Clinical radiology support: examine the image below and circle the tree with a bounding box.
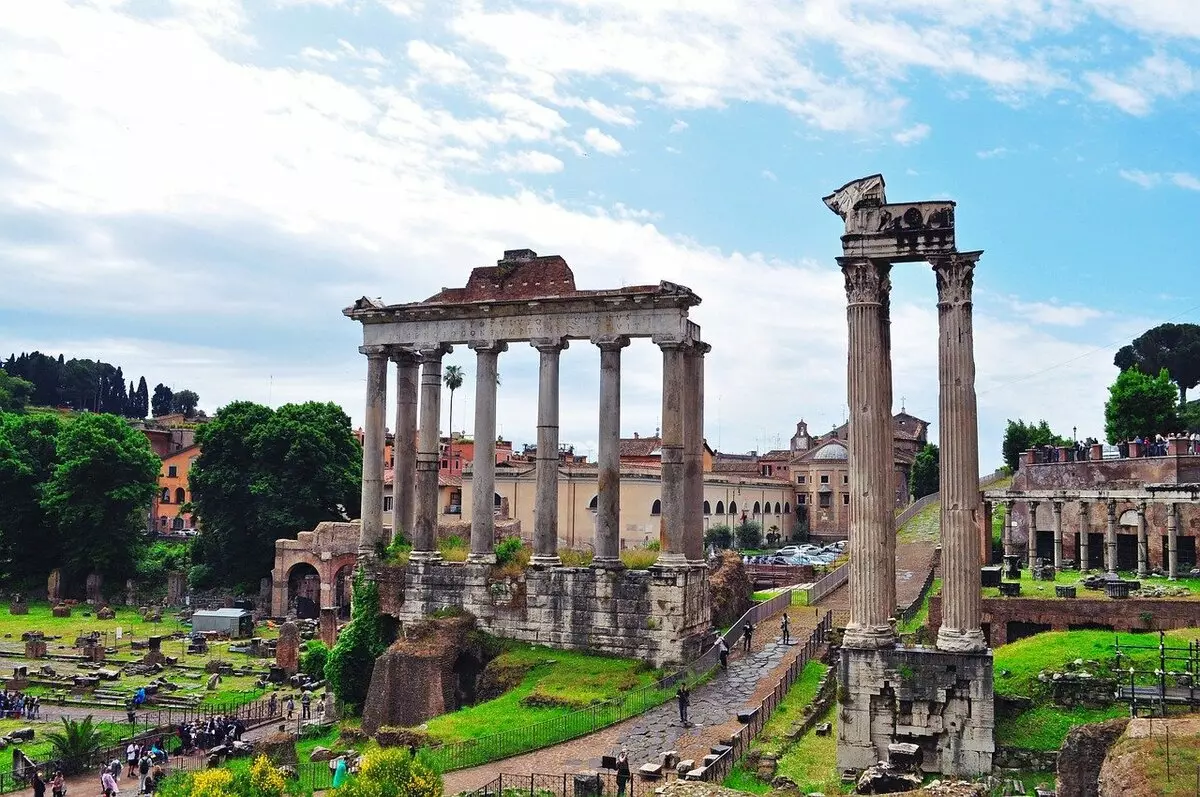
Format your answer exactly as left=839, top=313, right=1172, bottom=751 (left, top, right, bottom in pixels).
left=704, top=524, right=732, bottom=550
left=1104, top=368, right=1180, bottom=444
left=151, top=383, right=174, bottom=417
left=909, top=443, right=940, bottom=500
left=40, top=412, right=159, bottom=582
left=0, top=412, right=62, bottom=582
left=300, top=639, right=331, bottom=681
left=1114, top=323, right=1200, bottom=405
left=0, top=371, right=33, bottom=412
left=734, top=519, right=762, bottom=550
left=443, top=365, right=464, bottom=437
left=1183, top=399, right=1200, bottom=433
left=45, top=716, right=104, bottom=775
left=135, top=376, right=150, bottom=418
left=172, top=389, right=200, bottom=418
left=1001, top=419, right=1068, bottom=471
left=190, top=401, right=362, bottom=588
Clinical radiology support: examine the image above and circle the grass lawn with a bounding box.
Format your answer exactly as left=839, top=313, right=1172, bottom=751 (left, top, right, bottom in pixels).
left=7, top=717, right=170, bottom=762
left=979, top=569, right=1200, bottom=601
left=0, top=604, right=191, bottom=648
left=753, top=661, right=827, bottom=756
left=897, top=501, right=940, bottom=544
left=898, top=578, right=940, bottom=635
left=421, top=645, right=668, bottom=744
left=995, top=704, right=1127, bottom=750
left=773, top=703, right=845, bottom=795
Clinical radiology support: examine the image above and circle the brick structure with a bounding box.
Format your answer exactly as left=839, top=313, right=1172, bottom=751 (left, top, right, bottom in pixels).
left=275, top=621, right=300, bottom=674
left=271, top=522, right=359, bottom=617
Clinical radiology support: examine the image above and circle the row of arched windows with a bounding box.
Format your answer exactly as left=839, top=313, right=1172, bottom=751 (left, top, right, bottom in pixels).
left=646, top=499, right=792, bottom=517
left=161, top=487, right=187, bottom=504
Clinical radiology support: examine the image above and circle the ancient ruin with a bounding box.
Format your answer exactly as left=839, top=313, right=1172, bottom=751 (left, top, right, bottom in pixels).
left=342, top=249, right=712, bottom=665
left=825, top=175, right=994, bottom=775
left=270, top=522, right=359, bottom=618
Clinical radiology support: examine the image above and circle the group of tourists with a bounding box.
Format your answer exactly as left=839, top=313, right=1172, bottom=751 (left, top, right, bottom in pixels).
left=266, top=690, right=327, bottom=722
left=0, top=690, right=40, bottom=718
left=177, top=715, right=244, bottom=753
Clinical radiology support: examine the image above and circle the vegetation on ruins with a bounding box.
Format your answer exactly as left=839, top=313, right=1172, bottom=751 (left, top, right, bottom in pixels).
left=189, top=400, right=361, bottom=589
left=1001, top=418, right=1069, bottom=471
left=909, top=442, right=939, bottom=500
left=300, top=639, right=331, bottom=681
left=1104, top=367, right=1181, bottom=444
left=333, top=747, right=442, bottom=797
left=159, top=755, right=290, bottom=797
left=1114, top=322, right=1200, bottom=406
left=326, top=574, right=391, bottom=713
left=45, top=716, right=105, bottom=775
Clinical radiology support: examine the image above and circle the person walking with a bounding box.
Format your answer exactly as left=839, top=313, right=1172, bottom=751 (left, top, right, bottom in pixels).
left=285, top=695, right=295, bottom=721
left=742, top=621, right=754, bottom=652
left=50, top=771, right=64, bottom=797
left=317, top=693, right=327, bottom=720
left=718, top=638, right=729, bottom=670
left=301, top=691, right=312, bottom=720
left=138, top=753, right=152, bottom=794
left=127, top=743, right=139, bottom=778
left=675, top=683, right=690, bottom=726
left=101, top=767, right=119, bottom=797
left=615, top=749, right=631, bottom=797
left=268, top=693, right=277, bottom=717
left=31, top=770, right=45, bottom=797
left=780, top=614, right=790, bottom=645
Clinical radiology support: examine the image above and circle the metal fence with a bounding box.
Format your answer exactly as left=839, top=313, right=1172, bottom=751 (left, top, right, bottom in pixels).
left=804, top=563, right=848, bottom=605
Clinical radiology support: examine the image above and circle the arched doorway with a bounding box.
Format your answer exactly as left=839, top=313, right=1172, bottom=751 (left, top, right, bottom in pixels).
left=287, top=562, right=320, bottom=619
left=334, top=564, right=355, bottom=618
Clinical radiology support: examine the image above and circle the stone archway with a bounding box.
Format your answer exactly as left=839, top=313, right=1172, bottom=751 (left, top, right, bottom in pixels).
left=288, top=562, right=320, bottom=619
left=334, top=563, right=355, bottom=618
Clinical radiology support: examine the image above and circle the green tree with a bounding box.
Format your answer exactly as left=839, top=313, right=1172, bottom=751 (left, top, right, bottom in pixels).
left=443, top=364, right=464, bottom=437
left=40, top=412, right=159, bottom=582
left=135, top=376, right=150, bottom=418
left=909, top=443, right=940, bottom=500
left=190, top=401, right=362, bottom=588
left=1114, top=323, right=1200, bottom=406
left=151, top=383, right=174, bottom=416
left=326, top=574, right=390, bottom=712
left=1104, top=368, right=1180, bottom=443
left=172, top=389, right=200, bottom=418
left=45, top=715, right=104, bottom=775
left=1183, top=399, right=1200, bottom=433
left=703, top=523, right=732, bottom=549
left=1001, top=419, right=1067, bottom=471
left=0, top=370, right=33, bottom=412
left=0, top=412, right=62, bottom=582
left=734, top=519, right=762, bottom=549
left=300, top=639, right=331, bottom=681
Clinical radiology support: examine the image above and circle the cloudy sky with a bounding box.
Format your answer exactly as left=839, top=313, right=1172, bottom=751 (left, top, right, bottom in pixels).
left=2, top=0, right=1198, bottom=468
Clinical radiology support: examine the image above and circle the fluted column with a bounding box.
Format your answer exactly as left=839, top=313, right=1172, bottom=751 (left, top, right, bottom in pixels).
left=1079, top=501, right=1090, bottom=571
left=1027, top=500, right=1040, bottom=571
left=357, top=346, right=389, bottom=568
left=1003, top=501, right=1016, bottom=559
left=1105, top=500, right=1118, bottom=577
left=593, top=336, right=629, bottom=568
left=531, top=338, right=568, bottom=567
left=654, top=337, right=688, bottom=569
left=1136, top=501, right=1149, bottom=578
left=412, top=344, right=451, bottom=560
left=469, top=341, right=506, bottom=563
left=1168, top=502, right=1179, bottom=579
left=392, top=350, right=419, bottom=543
left=838, top=257, right=895, bottom=649
left=931, top=251, right=985, bottom=653
left=1052, top=501, right=1064, bottom=571
left=683, top=342, right=709, bottom=563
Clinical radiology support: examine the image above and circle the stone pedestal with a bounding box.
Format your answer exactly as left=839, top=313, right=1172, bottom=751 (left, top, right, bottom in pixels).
left=276, top=621, right=300, bottom=674
left=837, top=647, right=994, bottom=777
left=9, top=598, right=27, bottom=616
left=85, top=573, right=103, bottom=605
left=24, top=637, right=46, bottom=659
left=319, top=607, right=339, bottom=648
left=166, top=572, right=187, bottom=606
left=47, top=569, right=61, bottom=604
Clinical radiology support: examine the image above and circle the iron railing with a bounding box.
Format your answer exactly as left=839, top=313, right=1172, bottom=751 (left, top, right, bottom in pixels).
left=804, top=564, right=848, bottom=605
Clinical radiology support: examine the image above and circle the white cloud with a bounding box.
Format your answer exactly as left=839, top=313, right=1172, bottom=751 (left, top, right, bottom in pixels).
left=1118, top=169, right=1200, bottom=191
left=892, top=122, right=930, bottom=145
left=496, top=151, right=565, bottom=174
left=1004, top=298, right=1108, bottom=328
left=564, top=98, right=636, bottom=126
left=378, top=0, right=420, bottom=16
left=406, top=40, right=474, bottom=85
left=1119, top=169, right=1161, bottom=188
left=669, top=119, right=688, bottom=133
left=761, top=169, right=777, bottom=181
left=583, top=128, right=623, bottom=155
left=1171, top=172, right=1200, bottom=191
left=976, top=147, right=1010, bottom=159
left=1086, top=54, right=1197, bottom=115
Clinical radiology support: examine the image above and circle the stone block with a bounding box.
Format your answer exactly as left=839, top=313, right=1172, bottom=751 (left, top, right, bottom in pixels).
left=637, top=763, right=662, bottom=780
left=675, top=760, right=694, bottom=775
left=51, top=604, right=71, bottom=618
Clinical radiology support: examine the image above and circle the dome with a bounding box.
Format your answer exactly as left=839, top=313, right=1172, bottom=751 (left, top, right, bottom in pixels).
left=812, top=442, right=848, bottom=461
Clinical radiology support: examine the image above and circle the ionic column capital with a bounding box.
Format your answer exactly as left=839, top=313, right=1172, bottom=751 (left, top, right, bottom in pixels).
left=837, top=257, right=891, bottom=305
left=930, top=250, right=982, bottom=307
left=389, top=348, right=420, bottom=366
left=530, top=337, right=569, bottom=353
left=468, top=340, right=509, bottom=355
left=358, top=344, right=391, bottom=359
left=592, top=335, right=631, bottom=352
left=651, top=334, right=688, bottom=351
left=415, top=343, right=453, bottom=361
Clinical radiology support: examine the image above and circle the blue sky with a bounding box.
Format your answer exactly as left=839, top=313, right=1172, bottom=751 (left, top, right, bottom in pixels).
left=1, top=0, right=1198, bottom=468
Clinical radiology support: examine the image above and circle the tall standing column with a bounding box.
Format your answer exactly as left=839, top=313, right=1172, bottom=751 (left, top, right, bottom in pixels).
left=931, top=251, right=985, bottom=653
left=1105, top=500, right=1118, bottom=578
left=593, top=336, right=629, bottom=568
left=682, top=342, right=710, bottom=563
left=838, top=257, right=895, bottom=649
left=1079, top=501, right=1090, bottom=572
left=654, top=337, right=688, bottom=569
left=1003, top=501, right=1015, bottom=559
left=1027, top=501, right=1040, bottom=572
left=392, top=350, right=419, bottom=543
left=1051, top=501, right=1064, bottom=571
left=1136, top=501, right=1149, bottom=578
left=531, top=338, right=568, bottom=567
left=469, top=341, right=506, bottom=563
left=1168, top=502, right=1179, bottom=580
left=412, top=345, right=451, bottom=560
left=357, top=346, right=389, bottom=569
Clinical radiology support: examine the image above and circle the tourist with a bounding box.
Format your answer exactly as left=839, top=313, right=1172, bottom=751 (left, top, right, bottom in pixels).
left=268, top=693, right=277, bottom=717
left=138, top=753, right=151, bottom=794
left=780, top=614, right=790, bottom=645
left=615, top=749, right=630, bottom=796
left=285, top=695, right=295, bottom=721
left=301, top=691, right=312, bottom=720
left=718, top=638, right=729, bottom=670
left=127, top=742, right=139, bottom=777
left=50, top=771, right=64, bottom=797
left=109, top=757, right=122, bottom=780
left=742, top=621, right=754, bottom=652
left=101, top=766, right=119, bottom=797
left=332, top=757, right=348, bottom=789
left=675, top=683, right=690, bottom=725
left=31, top=769, right=45, bottom=797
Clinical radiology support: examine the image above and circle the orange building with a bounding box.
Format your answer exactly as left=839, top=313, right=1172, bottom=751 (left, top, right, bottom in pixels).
left=152, top=444, right=199, bottom=533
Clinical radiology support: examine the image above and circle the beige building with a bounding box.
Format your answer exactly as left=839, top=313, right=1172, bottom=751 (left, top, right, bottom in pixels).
left=461, top=462, right=796, bottom=551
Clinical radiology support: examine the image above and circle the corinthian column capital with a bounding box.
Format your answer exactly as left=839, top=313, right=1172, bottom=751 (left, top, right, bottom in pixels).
left=837, top=258, right=891, bottom=305
left=930, top=250, right=983, bottom=306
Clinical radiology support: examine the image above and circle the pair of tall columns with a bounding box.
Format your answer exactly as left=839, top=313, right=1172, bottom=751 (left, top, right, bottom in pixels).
left=654, top=338, right=708, bottom=567
left=838, top=252, right=985, bottom=653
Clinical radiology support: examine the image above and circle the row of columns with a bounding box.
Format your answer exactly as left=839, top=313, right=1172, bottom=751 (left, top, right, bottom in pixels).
left=840, top=251, right=985, bottom=653
left=1002, top=498, right=1182, bottom=579
left=355, top=336, right=709, bottom=572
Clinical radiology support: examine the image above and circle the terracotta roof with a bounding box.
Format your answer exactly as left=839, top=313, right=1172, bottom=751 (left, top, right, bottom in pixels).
left=620, top=436, right=662, bottom=457
left=828, top=411, right=929, bottom=443
left=761, top=449, right=791, bottom=461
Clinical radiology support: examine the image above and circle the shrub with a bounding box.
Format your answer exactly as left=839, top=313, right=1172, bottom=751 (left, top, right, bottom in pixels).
left=187, top=563, right=214, bottom=589
left=494, top=537, right=524, bottom=566
left=326, top=572, right=390, bottom=713
left=558, top=548, right=593, bottom=567
left=250, top=755, right=287, bottom=797
left=45, top=716, right=103, bottom=775
left=621, top=548, right=659, bottom=569
left=374, top=726, right=435, bottom=749
left=735, top=520, right=762, bottom=549
left=156, top=756, right=286, bottom=797
left=438, top=535, right=468, bottom=562
left=704, top=524, right=733, bottom=549
left=334, top=747, right=442, bottom=797
left=379, top=535, right=411, bottom=565
left=338, top=724, right=369, bottom=745
left=300, top=640, right=330, bottom=681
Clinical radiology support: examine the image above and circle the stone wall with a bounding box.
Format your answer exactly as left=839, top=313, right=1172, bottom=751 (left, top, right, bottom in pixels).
left=1057, top=717, right=1129, bottom=797
left=929, top=595, right=1200, bottom=646
left=836, top=647, right=994, bottom=777
left=394, top=561, right=711, bottom=667
left=994, top=747, right=1058, bottom=772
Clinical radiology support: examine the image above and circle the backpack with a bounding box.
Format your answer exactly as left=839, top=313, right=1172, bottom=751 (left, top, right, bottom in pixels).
left=140, top=757, right=150, bottom=775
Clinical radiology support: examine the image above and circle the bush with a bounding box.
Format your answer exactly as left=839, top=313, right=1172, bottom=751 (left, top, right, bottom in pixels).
left=494, top=537, right=524, bottom=566
left=379, top=535, right=411, bottom=565
left=735, top=520, right=762, bottom=549
left=438, top=536, right=468, bottom=562
left=621, top=548, right=658, bottom=569
left=334, top=747, right=442, bottom=797
left=326, top=573, right=390, bottom=713
left=704, top=524, right=733, bottom=549
left=187, top=563, right=214, bottom=589
left=45, top=716, right=103, bottom=775
left=136, top=540, right=193, bottom=586
left=300, top=640, right=330, bottom=681
left=156, top=755, right=286, bottom=797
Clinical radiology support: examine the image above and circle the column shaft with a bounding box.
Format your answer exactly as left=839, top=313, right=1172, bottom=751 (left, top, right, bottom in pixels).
left=1168, top=502, right=1179, bottom=579
left=1002, top=501, right=1015, bottom=559
left=932, top=252, right=985, bottom=653
left=469, top=342, right=506, bottom=563
left=1052, top=502, right=1064, bottom=571
left=412, top=346, right=450, bottom=560
left=1027, top=501, right=1040, bottom=572
left=839, top=258, right=895, bottom=649
left=1079, top=502, right=1090, bottom=572
left=357, top=347, right=389, bottom=568
left=1137, top=502, right=1148, bottom=578
left=655, top=340, right=688, bottom=568
left=1105, top=501, right=1118, bottom=577
left=532, top=339, right=567, bottom=566
left=682, top=343, right=709, bottom=562
left=392, top=352, right=419, bottom=543
left=593, top=337, right=629, bottom=567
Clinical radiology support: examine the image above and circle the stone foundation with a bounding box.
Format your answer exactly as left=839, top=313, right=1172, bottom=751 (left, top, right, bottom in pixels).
left=837, top=646, right=994, bottom=777
left=393, top=561, right=711, bottom=667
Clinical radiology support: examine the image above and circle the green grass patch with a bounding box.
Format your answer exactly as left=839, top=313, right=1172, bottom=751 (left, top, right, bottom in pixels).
left=723, top=764, right=771, bottom=794
left=1105, top=730, right=1200, bottom=796
left=7, top=717, right=172, bottom=761
left=982, top=569, right=1200, bottom=601
left=774, top=703, right=846, bottom=794
left=995, top=704, right=1126, bottom=750
left=991, top=629, right=1182, bottom=698
left=753, top=661, right=827, bottom=755
left=898, top=578, right=939, bottom=635
left=897, top=501, right=940, bottom=544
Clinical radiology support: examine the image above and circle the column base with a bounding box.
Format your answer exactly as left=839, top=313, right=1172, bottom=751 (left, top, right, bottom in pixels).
left=842, top=623, right=896, bottom=650
left=467, top=552, right=497, bottom=565
left=936, top=626, right=987, bottom=653
left=408, top=550, right=443, bottom=563
left=652, top=552, right=689, bottom=570
left=530, top=555, right=562, bottom=568
left=590, top=557, right=625, bottom=570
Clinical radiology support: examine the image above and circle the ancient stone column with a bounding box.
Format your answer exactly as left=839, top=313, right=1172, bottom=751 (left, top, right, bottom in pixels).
left=654, top=337, right=688, bottom=569
left=469, top=341, right=506, bottom=563
left=532, top=338, right=568, bottom=567
left=357, top=345, right=389, bottom=568
left=1105, top=500, right=1118, bottom=577
left=683, top=342, right=710, bottom=563
left=838, top=257, right=895, bottom=649
left=1003, top=501, right=1016, bottom=559
left=412, top=345, right=451, bottom=560
left=1137, top=501, right=1149, bottom=578
left=1051, top=501, right=1064, bottom=571
left=1027, top=500, right=1040, bottom=572
left=593, top=336, right=629, bottom=568
left=1168, top=502, right=1179, bottom=580
left=1079, top=501, right=1090, bottom=572
left=392, top=350, right=419, bottom=543
left=931, top=251, right=985, bottom=653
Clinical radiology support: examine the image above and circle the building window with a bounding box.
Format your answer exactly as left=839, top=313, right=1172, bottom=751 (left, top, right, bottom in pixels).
left=703, top=501, right=711, bottom=515
left=383, top=496, right=393, bottom=512
left=441, top=459, right=448, bottom=469
left=159, top=516, right=168, bottom=529
left=819, top=493, right=832, bottom=509
left=172, top=516, right=184, bottom=531
left=167, top=465, right=177, bottom=478
left=161, top=488, right=170, bottom=504
left=820, top=475, right=829, bottom=484
left=175, top=487, right=186, bottom=504
left=651, top=499, right=662, bottom=516
left=843, top=494, right=850, bottom=505
left=797, top=475, right=806, bottom=484
left=494, top=492, right=502, bottom=508
left=729, top=501, right=738, bottom=515
left=753, top=501, right=761, bottom=515
left=716, top=500, right=725, bottom=515
left=774, top=502, right=781, bottom=514
left=784, top=502, right=791, bottom=514
left=842, top=475, right=849, bottom=485
left=588, top=495, right=598, bottom=510
left=798, top=495, right=807, bottom=505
